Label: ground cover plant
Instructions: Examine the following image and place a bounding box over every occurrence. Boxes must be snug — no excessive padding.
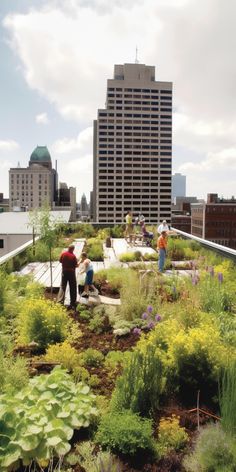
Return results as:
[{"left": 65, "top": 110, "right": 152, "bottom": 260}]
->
[
  {"left": 0, "top": 228, "right": 236, "bottom": 471},
  {"left": 0, "top": 367, "right": 97, "bottom": 471}
]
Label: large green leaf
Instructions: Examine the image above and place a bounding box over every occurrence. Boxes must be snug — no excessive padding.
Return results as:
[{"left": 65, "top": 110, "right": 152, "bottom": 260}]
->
[
  {"left": 0, "top": 444, "right": 21, "bottom": 467},
  {"left": 55, "top": 441, "right": 71, "bottom": 456},
  {"left": 47, "top": 436, "right": 62, "bottom": 447},
  {"left": 18, "top": 434, "right": 40, "bottom": 452}
]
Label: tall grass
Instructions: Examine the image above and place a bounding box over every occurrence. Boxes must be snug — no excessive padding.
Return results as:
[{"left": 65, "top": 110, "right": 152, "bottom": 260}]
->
[{"left": 219, "top": 360, "right": 236, "bottom": 436}]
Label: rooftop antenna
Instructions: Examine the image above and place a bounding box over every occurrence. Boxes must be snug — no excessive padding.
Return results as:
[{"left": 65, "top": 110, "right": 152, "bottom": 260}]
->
[{"left": 135, "top": 46, "right": 139, "bottom": 64}]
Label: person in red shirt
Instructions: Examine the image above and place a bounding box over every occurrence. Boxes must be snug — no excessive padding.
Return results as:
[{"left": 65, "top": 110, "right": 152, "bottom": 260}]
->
[
  {"left": 57, "top": 244, "right": 77, "bottom": 310},
  {"left": 157, "top": 231, "right": 168, "bottom": 272}
]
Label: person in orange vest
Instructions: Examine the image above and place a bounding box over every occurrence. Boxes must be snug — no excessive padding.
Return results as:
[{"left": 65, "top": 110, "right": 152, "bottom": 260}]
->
[{"left": 157, "top": 230, "right": 168, "bottom": 272}]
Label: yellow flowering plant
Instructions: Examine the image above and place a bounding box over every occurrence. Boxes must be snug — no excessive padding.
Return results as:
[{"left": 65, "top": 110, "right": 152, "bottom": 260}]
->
[
  {"left": 157, "top": 414, "right": 188, "bottom": 456},
  {"left": 17, "top": 298, "right": 69, "bottom": 350}
]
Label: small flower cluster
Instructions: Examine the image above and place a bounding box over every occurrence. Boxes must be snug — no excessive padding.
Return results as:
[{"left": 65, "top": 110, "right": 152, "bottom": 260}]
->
[
  {"left": 206, "top": 266, "right": 224, "bottom": 284},
  {"left": 133, "top": 305, "right": 162, "bottom": 336}
]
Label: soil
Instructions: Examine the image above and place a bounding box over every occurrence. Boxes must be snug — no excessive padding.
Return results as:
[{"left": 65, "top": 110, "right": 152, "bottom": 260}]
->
[
  {"left": 95, "top": 280, "right": 120, "bottom": 298},
  {"left": 73, "top": 319, "right": 139, "bottom": 354},
  {"left": 23, "top": 291, "right": 216, "bottom": 472}
]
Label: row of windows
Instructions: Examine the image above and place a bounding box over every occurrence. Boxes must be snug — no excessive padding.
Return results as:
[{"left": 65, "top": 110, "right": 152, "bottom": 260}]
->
[{"left": 108, "top": 88, "right": 172, "bottom": 94}]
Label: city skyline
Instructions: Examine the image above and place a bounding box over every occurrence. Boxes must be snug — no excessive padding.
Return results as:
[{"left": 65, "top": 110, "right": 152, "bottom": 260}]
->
[{"left": 1, "top": 0, "right": 236, "bottom": 202}]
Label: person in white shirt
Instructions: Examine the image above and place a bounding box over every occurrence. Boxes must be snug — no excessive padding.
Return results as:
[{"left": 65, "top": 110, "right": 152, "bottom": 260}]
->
[{"left": 157, "top": 220, "right": 169, "bottom": 234}]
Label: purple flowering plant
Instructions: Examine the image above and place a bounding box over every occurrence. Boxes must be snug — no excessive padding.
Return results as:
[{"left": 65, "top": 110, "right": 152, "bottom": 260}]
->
[{"left": 140, "top": 305, "right": 162, "bottom": 331}]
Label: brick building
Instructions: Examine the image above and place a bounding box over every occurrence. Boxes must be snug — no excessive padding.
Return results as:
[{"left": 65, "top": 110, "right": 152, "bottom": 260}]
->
[{"left": 191, "top": 193, "right": 236, "bottom": 248}]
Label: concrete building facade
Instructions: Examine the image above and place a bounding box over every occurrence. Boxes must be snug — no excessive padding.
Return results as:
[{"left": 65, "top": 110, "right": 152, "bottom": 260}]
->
[
  {"left": 9, "top": 146, "right": 57, "bottom": 211},
  {"left": 93, "top": 63, "right": 172, "bottom": 223},
  {"left": 56, "top": 183, "right": 77, "bottom": 221}
]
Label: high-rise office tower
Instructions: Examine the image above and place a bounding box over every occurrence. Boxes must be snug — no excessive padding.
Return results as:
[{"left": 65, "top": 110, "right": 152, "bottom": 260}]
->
[
  {"left": 172, "top": 172, "right": 186, "bottom": 201},
  {"left": 93, "top": 63, "right": 172, "bottom": 223}
]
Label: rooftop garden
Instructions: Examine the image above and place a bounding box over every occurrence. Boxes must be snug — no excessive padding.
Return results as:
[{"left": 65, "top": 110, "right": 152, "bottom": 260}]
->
[{"left": 0, "top": 223, "right": 236, "bottom": 471}]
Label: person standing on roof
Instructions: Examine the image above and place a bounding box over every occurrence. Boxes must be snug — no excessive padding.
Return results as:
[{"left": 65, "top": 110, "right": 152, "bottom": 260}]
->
[
  {"left": 157, "top": 220, "right": 169, "bottom": 234},
  {"left": 125, "top": 211, "right": 133, "bottom": 243},
  {"left": 57, "top": 244, "right": 77, "bottom": 310},
  {"left": 157, "top": 231, "right": 168, "bottom": 272}
]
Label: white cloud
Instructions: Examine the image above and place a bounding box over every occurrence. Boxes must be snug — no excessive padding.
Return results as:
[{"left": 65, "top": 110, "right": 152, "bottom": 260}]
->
[
  {"left": 35, "top": 112, "right": 50, "bottom": 124},
  {"left": 3, "top": 0, "right": 236, "bottom": 199},
  {"left": 179, "top": 148, "right": 236, "bottom": 173},
  {"left": 52, "top": 128, "right": 93, "bottom": 199},
  {"left": 52, "top": 127, "right": 93, "bottom": 154},
  {"left": 0, "top": 140, "right": 19, "bottom": 151}
]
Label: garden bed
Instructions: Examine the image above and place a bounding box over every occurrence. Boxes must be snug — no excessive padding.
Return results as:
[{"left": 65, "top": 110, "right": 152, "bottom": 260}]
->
[{"left": 0, "top": 227, "right": 236, "bottom": 472}]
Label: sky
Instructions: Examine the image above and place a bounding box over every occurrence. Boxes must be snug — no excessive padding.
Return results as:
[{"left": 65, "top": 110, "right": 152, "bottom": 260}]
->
[{"left": 1, "top": 0, "right": 236, "bottom": 202}]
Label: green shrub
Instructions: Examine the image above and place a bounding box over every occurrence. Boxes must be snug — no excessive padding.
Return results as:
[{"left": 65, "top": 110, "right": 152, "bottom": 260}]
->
[
  {"left": 110, "top": 225, "right": 124, "bottom": 238},
  {"left": 219, "top": 360, "right": 236, "bottom": 436},
  {"left": 88, "top": 312, "right": 110, "bottom": 334},
  {"left": 143, "top": 252, "right": 158, "bottom": 261},
  {"left": 0, "top": 367, "right": 97, "bottom": 471},
  {"left": 67, "top": 441, "right": 122, "bottom": 472},
  {"left": 0, "top": 351, "right": 29, "bottom": 394},
  {"left": 119, "top": 252, "right": 136, "bottom": 263},
  {"left": 111, "top": 344, "right": 163, "bottom": 416},
  {"left": 82, "top": 348, "right": 104, "bottom": 367},
  {"left": 0, "top": 271, "right": 7, "bottom": 314},
  {"left": 184, "top": 423, "right": 236, "bottom": 472},
  {"left": 17, "top": 299, "right": 69, "bottom": 350},
  {"left": 96, "top": 411, "right": 156, "bottom": 456},
  {"left": 198, "top": 273, "right": 233, "bottom": 314},
  {"left": 86, "top": 240, "right": 103, "bottom": 261},
  {"left": 119, "top": 271, "right": 156, "bottom": 322},
  {"left": 104, "top": 350, "right": 128, "bottom": 371},
  {"left": 137, "top": 318, "right": 230, "bottom": 405},
  {"left": 44, "top": 341, "right": 82, "bottom": 373}
]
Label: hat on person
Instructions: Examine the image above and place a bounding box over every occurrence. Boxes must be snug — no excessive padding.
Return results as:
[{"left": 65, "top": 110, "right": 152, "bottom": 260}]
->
[{"left": 163, "top": 220, "right": 167, "bottom": 224}]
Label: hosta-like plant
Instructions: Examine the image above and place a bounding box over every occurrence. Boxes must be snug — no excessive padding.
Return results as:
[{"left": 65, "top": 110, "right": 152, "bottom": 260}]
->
[{"left": 0, "top": 366, "right": 97, "bottom": 471}]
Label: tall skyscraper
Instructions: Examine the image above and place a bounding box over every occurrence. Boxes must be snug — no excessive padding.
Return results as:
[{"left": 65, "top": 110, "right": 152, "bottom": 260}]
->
[
  {"left": 93, "top": 63, "right": 172, "bottom": 223},
  {"left": 172, "top": 172, "right": 186, "bottom": 201}
]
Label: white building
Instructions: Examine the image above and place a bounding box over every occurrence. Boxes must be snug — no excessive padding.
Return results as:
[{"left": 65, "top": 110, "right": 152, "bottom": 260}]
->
[{"left": 0, "top": 211, "right": 71, "bottom": 257}]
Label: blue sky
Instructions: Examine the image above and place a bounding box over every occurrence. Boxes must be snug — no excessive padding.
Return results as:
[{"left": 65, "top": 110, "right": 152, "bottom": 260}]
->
[{"left": 1, "top": 0, "right": 236, "bottom": 202}]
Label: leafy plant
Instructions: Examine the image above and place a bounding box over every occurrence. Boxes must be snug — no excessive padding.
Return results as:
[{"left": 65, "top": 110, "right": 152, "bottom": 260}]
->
[
  {"left": 198, "top": 271, "right": 234, "bottom": 314},
  {"left": 157, "top": 415, "right": 188, "bottom": 456},
  {"left": 44, "top": 341, "right": 82, "bottom": 372},
  {"left": 119, "top": 252, "right": 136, "bottom": 263},
  {"left": 17, "top": 298, "right": 69, "bottom": 350},
  {"left": 111, "top": 344, "right": 163, "bottom": 416},
  {"left": 0, "top": 351, "right": 29, "bottom": 394},
  {"left": 219, "top": 360, "right": 236, "bottom": 436},
  {"left": 184, "top": 423, "right": 236, "bottom": 472},
  {"left": 89, "top": 312, "right": 110, "bottom": 334},
  {"left": 67, "top": 441, "right": 122, "bottom": 471},
  {"left": 86, "top": 238, "right": 104, "bottom": 261},
  {"left": 96, "top": 411, "right": 156, "bottom": 456},
  {"left": 82, "top": 348, "right": 105, "bottom": 368},
  {"left": 104, "top": 351, "right": 128, "bottom": 371},
  {"left": 0, "top": 367, "right": 97, "bottom": 471},
  {"left": 137, "top": 317, "right": 230, "bottom": 405}
]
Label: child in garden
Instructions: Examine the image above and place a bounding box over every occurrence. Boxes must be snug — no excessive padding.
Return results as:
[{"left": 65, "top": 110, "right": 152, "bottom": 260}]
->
[{"left": 77, "top": 252, "right": 98, "bottom": 298}]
